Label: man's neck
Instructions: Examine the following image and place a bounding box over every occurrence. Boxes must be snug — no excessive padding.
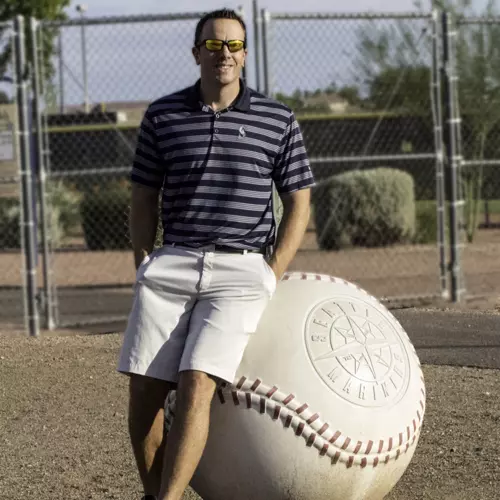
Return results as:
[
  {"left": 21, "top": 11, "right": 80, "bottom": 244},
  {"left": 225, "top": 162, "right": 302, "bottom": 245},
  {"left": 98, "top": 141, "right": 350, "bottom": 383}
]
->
[{"left": 200, "top": 79, "right": 241, "bottom": 112}]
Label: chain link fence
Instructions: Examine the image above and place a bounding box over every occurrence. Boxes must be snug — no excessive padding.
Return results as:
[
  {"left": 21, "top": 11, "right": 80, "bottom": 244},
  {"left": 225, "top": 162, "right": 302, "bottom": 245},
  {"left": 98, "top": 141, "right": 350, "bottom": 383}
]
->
[
  {"left": 35, "top": 13, "right": 214, "bottom": 328},
  {"left": 454, "top": 15, "right": 500, "bottom": 298},
  {"left": 263, "top": 11, "right": 447, "bottom": 301},
  {"left": 0, "top": 20, "right": 29, "bottom": 332},
  {"left": 5, "top": 7, "right": 500, "bottom": 335}
]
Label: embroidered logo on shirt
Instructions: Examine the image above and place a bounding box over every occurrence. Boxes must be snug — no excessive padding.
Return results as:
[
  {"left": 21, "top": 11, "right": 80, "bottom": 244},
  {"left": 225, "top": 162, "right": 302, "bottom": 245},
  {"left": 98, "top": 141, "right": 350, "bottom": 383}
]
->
[{"left": 238, "top": 126, "right": 246, "bottom": 138}]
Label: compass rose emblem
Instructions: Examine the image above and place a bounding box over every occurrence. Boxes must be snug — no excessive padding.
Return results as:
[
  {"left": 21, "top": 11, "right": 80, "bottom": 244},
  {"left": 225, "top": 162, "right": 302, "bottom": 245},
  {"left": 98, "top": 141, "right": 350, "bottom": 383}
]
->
[{"left": 305, "top": 298, "right": 410, "bottom": 408}]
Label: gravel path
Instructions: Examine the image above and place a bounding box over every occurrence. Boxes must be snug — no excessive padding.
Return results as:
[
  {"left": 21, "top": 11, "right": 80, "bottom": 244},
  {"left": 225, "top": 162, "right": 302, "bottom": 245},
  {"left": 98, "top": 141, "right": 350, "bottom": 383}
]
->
[{"left": 1, "top": 333, "right": 499, "bottom": 500}]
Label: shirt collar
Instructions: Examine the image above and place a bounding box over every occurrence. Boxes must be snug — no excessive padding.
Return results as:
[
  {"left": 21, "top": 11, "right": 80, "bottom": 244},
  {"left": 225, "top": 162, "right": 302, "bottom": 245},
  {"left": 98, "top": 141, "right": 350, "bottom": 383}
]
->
[{"left": 187, "top": 78, "right": 251, "bottom": 112}]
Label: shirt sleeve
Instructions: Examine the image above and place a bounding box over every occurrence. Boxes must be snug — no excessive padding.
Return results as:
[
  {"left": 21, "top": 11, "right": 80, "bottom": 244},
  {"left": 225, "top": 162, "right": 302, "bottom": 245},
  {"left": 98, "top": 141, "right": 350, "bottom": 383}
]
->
[
  {"left": 272, "top": 112, "right": 315, "bottom": 194},
  {"left": 130, "top": 106, "right": 165, "bottom": 189}
]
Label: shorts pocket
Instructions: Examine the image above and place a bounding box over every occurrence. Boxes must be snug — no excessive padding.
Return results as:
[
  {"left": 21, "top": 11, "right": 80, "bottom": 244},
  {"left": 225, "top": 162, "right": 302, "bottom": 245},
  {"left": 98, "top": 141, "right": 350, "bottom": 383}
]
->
[
  {"left": 135, "top": 250, "right": 156, "bottom": 281},
  {"left": 262, "top": 258, "right": 278, "bottom": 295}
]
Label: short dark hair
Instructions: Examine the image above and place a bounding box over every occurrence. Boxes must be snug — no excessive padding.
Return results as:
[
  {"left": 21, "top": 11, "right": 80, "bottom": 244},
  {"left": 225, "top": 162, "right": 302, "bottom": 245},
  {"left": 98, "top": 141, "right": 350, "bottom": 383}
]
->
[{"left": 194, "top": 8, "right": 247, "bottom": 46}]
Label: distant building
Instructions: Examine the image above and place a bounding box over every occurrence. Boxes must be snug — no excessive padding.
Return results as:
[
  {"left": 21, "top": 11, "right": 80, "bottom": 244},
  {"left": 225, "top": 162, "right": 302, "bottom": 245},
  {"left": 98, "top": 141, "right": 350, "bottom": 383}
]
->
[
  {"left": 62, "top": 100, "right": 150, "bottom": 126},
  {"left": 0, "top": 104, "right": 18, "bottom": 198},
  {"left": 302, "top": 93, "right": 350, "bottom": 114}
]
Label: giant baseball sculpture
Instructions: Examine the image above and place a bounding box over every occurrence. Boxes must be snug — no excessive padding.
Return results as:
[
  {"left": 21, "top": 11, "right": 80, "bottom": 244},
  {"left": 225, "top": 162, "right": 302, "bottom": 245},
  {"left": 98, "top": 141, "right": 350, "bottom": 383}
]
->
[{"left": 165, "top": 272, "right": 426, "bottom": 500}]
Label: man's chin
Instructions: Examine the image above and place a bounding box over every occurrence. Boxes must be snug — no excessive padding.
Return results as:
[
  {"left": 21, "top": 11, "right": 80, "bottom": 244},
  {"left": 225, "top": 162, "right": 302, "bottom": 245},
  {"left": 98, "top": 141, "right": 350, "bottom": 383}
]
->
[{"left": 213, "top": 74, "right": 239, "bottom": 85}]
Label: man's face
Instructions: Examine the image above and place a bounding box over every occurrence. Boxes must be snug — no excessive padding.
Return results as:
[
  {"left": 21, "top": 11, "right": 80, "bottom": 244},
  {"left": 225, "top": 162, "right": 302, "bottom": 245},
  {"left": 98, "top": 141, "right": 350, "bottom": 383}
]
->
[{"left": 193, "top": 18, "right": 247, "bottom": 86}]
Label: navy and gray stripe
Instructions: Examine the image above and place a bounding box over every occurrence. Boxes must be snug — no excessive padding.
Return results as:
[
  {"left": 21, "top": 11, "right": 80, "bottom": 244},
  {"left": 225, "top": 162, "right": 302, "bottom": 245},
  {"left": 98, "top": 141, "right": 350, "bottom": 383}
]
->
[{"left": 131, "top": 79, "right": 315, "bottom": 250}]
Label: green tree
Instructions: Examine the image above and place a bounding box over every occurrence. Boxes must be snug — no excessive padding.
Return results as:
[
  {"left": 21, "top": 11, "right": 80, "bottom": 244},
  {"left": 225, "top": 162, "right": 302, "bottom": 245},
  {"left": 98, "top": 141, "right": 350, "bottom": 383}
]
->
[
  {"left": 0, "top": 0, "right": 69, "bottom": 90},
  {"left": 275, "top": 89, "right": 305, "bottom": 113},
  {"left": 0, "top": 90, "right": 10, "bottom": 103},
  {"left": 355, "top": 12, "right": 432, "bottom": 114},
  {"left": 355, "top": 0, "right": 500, "bottom": 242},
  {"left": 450, "top": 0, "right": 500, "bottom": 242},
  {"left": 367, "top": 65, "right": 431, "bottom": 113},
  {"left": 337, "top": 85, "right": 363, "bottom": 108}
]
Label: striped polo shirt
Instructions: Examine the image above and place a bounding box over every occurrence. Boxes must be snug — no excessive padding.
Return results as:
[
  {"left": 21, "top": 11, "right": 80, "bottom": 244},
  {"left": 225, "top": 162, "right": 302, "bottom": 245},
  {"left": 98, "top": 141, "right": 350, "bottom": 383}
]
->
[{"left": 131, "top": 79, "right": 315, "bottom": 250}]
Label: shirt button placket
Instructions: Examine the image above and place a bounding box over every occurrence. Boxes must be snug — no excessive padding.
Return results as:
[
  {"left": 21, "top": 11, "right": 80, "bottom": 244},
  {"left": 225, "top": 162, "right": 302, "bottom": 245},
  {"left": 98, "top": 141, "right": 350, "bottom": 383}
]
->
[{"left": 214, "top": 112, "right": 220, "bottom": 134}]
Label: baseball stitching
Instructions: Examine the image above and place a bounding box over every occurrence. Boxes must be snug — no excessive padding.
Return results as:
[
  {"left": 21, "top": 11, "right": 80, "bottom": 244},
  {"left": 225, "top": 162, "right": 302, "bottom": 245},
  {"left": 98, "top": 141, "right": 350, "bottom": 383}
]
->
[{"left": 165, "top": 272, "right": 426, "bottom": 469}]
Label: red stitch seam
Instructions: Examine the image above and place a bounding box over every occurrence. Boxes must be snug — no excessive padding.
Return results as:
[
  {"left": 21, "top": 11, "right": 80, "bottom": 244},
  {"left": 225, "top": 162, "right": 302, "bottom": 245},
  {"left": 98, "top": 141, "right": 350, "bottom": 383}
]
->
[
  {"left": 318, "top": 423, "right": 329, "bottom": 435},
  {"left": 341, "top": 438, "right": 351, "bottom": 450},
  {"left": 273, "top": 405, "right": 281, "bottom": 420},
  {"left": 217, "top": 390, "right": 225, "bottom": 404},
  {"left": 365, "top": 441, "right": 373, "bottom": 454},
  {"left": 307, "top": 434, "right": 316, "bottom": 447},
  {"left": 259, "top": 397, "right": 266, "bottom": 414},
  {"left": 232, "top": 391, "right": 239, "bottom": 405},
  {"left": 307, "top": 413, "right": 319, "bottom": 425},
  {"left": 330, "top": 431, "right": 341, "bottom": 444},
  {"left": 296, "top": 403, "right": 308, "bottom": 414},
  {"left": 266, "top": 386, "right": 278, "bottom": 398},
  {"left": 169, "top": 376, "right": 425, "bottom": 468},
  {"left": 251, "top": 379, "right": 262, "bottom": 391}
]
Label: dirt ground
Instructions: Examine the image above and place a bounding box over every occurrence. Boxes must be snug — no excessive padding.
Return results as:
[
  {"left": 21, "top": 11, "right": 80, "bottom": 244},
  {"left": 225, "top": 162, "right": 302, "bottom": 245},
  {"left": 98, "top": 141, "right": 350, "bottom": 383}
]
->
[
  {"left": 0, "top": 332, "right": 499, "bottom": 500},
  {"left": 1, "top": 227, "right": 500, "bottom": 499}
]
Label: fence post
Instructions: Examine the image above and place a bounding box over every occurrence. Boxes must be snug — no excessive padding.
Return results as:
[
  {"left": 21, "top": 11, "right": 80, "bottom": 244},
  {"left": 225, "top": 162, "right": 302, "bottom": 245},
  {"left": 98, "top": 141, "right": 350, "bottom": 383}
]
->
[
  {"left": 30, "top": 17, "right": 55, "bottom": 330},
  {"left": 236, "top": 5, "right": 248, "bottom": 84},
  {"left": 13, "top": 15, "right": 40, "bottom": 337},
  {"left": 431, "top": 9, "right": 449, "bottom": 299},
  {"left": 252, "top": 0, "right": 261, "bottom": 92},
  {"left": 441, "top": 11, "right": 465, "bottom": 302},
  {"left": 261, "top": 8, "right": 271, "bottom": 97}
]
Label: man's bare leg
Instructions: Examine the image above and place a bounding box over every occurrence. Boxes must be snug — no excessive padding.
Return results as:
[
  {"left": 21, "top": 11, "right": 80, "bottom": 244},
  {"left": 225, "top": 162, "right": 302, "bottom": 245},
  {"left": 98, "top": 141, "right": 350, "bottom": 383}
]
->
[
  {"left": 128, "top": 374, "right": 174, "bottom": 497},
  {"left": 158, "top": 370, "right": 217, "bottom": 500}
]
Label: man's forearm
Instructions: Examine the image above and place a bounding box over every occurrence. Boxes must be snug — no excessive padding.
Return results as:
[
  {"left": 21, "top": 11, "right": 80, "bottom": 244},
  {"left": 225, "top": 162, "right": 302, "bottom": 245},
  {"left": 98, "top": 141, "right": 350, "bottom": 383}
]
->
[
  {"left": 267, "top": 189, "right": 311, "bottom": 280},
  {"left": 130, "top": 187, "right": 160, "bottom": 269}
]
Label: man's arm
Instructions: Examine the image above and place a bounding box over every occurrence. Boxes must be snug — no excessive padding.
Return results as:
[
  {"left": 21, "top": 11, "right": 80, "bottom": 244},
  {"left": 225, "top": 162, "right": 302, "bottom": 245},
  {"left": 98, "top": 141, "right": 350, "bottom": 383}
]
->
[
  {"left": 130, "top": 183, "right": 160, "bottom": 270},
  {"left": 267, "top": 188, "right": 311, "bottom": 280},
  {"left": 129, "top": 104, "right": 164, "bottom": 270}
]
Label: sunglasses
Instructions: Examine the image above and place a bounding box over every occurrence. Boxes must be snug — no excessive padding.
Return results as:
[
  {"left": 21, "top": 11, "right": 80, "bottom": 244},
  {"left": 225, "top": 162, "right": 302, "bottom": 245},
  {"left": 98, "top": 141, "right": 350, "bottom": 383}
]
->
[{"left": 197, "top": 39, "right": 246, "bottom": 53}]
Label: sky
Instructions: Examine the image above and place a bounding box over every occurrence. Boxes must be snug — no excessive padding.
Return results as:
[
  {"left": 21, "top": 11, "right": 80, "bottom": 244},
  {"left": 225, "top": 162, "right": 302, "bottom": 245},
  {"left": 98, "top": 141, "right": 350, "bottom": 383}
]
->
[
  {"left": 65, "top": 0, "right": 421, "bottom": 18},
  {"left": 52, "top": 0, "right": 435, "bottom": 108}
]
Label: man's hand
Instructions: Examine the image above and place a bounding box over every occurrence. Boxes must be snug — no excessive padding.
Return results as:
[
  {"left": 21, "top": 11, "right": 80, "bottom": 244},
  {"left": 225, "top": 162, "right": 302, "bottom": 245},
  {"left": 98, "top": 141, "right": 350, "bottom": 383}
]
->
[
  {"left": 130, "top": 183, "right": 161, "bottom": 270},
  {"left": 267, "top": 188, "right": 311, "bottom": 280}
]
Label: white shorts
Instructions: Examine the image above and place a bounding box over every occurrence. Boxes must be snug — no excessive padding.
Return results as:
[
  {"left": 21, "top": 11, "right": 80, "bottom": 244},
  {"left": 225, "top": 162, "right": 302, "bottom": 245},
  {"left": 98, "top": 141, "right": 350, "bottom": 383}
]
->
[{"left": 117, "top": 244, "right": 277, "bottom": 384}]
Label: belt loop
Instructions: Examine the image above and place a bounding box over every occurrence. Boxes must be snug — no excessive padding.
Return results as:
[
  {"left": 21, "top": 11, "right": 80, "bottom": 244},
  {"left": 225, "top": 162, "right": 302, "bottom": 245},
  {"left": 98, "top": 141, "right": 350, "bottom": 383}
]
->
[{"left": 242, "top": 249, "right": 248, "bottom": 255}]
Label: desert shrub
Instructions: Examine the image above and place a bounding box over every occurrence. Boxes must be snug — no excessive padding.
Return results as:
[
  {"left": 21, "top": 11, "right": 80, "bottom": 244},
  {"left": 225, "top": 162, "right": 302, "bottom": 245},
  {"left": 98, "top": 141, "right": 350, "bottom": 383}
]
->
[
  {"left": 0, "top": 196, "right": 66, "bottom": 250},
  {"left": 80, "top": 183, "right": 131, "bottom": 250},
  {"left": 79, "top": 178, "right": 164, "bottom": 251},
  {"left": 312, "top": 167, "right": 416, "bottom": 250},
  {"left": 413, "top": 201, "right": 449, "bottom": 244},
  {"left": 0, "top": 198, "right": 21, "bottom": 249},
  {"left": 46, "top": 180, "right": 82, "bottom": 234}
]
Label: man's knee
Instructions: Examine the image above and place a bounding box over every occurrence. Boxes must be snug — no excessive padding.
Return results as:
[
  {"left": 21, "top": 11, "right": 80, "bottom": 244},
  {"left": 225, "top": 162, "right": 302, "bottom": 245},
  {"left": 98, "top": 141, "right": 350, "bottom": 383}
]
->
[
  {"left": 129, "top": 374, "right": 174, "bottom": 413},
  {"left": 176, "top": 370, "right": 218, "bottom": 409}
]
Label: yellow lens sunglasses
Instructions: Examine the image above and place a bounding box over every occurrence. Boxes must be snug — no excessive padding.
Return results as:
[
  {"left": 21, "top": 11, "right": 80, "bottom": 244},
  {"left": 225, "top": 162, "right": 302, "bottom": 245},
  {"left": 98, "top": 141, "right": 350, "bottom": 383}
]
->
[{"left": 197, "top": 39, "right": 246, "bottom": 53}]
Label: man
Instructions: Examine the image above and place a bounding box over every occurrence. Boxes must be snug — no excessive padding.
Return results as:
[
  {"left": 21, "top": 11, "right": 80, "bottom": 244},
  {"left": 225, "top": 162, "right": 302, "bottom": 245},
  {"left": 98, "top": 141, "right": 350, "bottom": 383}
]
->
[{"left": 117, "top": 8, "right": 314, "bottom": 500}]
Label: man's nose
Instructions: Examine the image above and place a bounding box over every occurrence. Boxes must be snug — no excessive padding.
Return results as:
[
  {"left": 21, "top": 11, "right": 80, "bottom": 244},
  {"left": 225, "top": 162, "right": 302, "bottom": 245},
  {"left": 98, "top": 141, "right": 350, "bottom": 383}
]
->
[{"left": 221, "top": 43, "right": 231, "bottom": 56}]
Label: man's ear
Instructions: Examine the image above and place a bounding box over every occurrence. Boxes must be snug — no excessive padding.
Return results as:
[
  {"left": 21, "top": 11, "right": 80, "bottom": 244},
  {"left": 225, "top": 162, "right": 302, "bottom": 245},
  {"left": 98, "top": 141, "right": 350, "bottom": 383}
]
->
[{"left": 192, "top": 46, "right": 201, "bottom": 66}]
